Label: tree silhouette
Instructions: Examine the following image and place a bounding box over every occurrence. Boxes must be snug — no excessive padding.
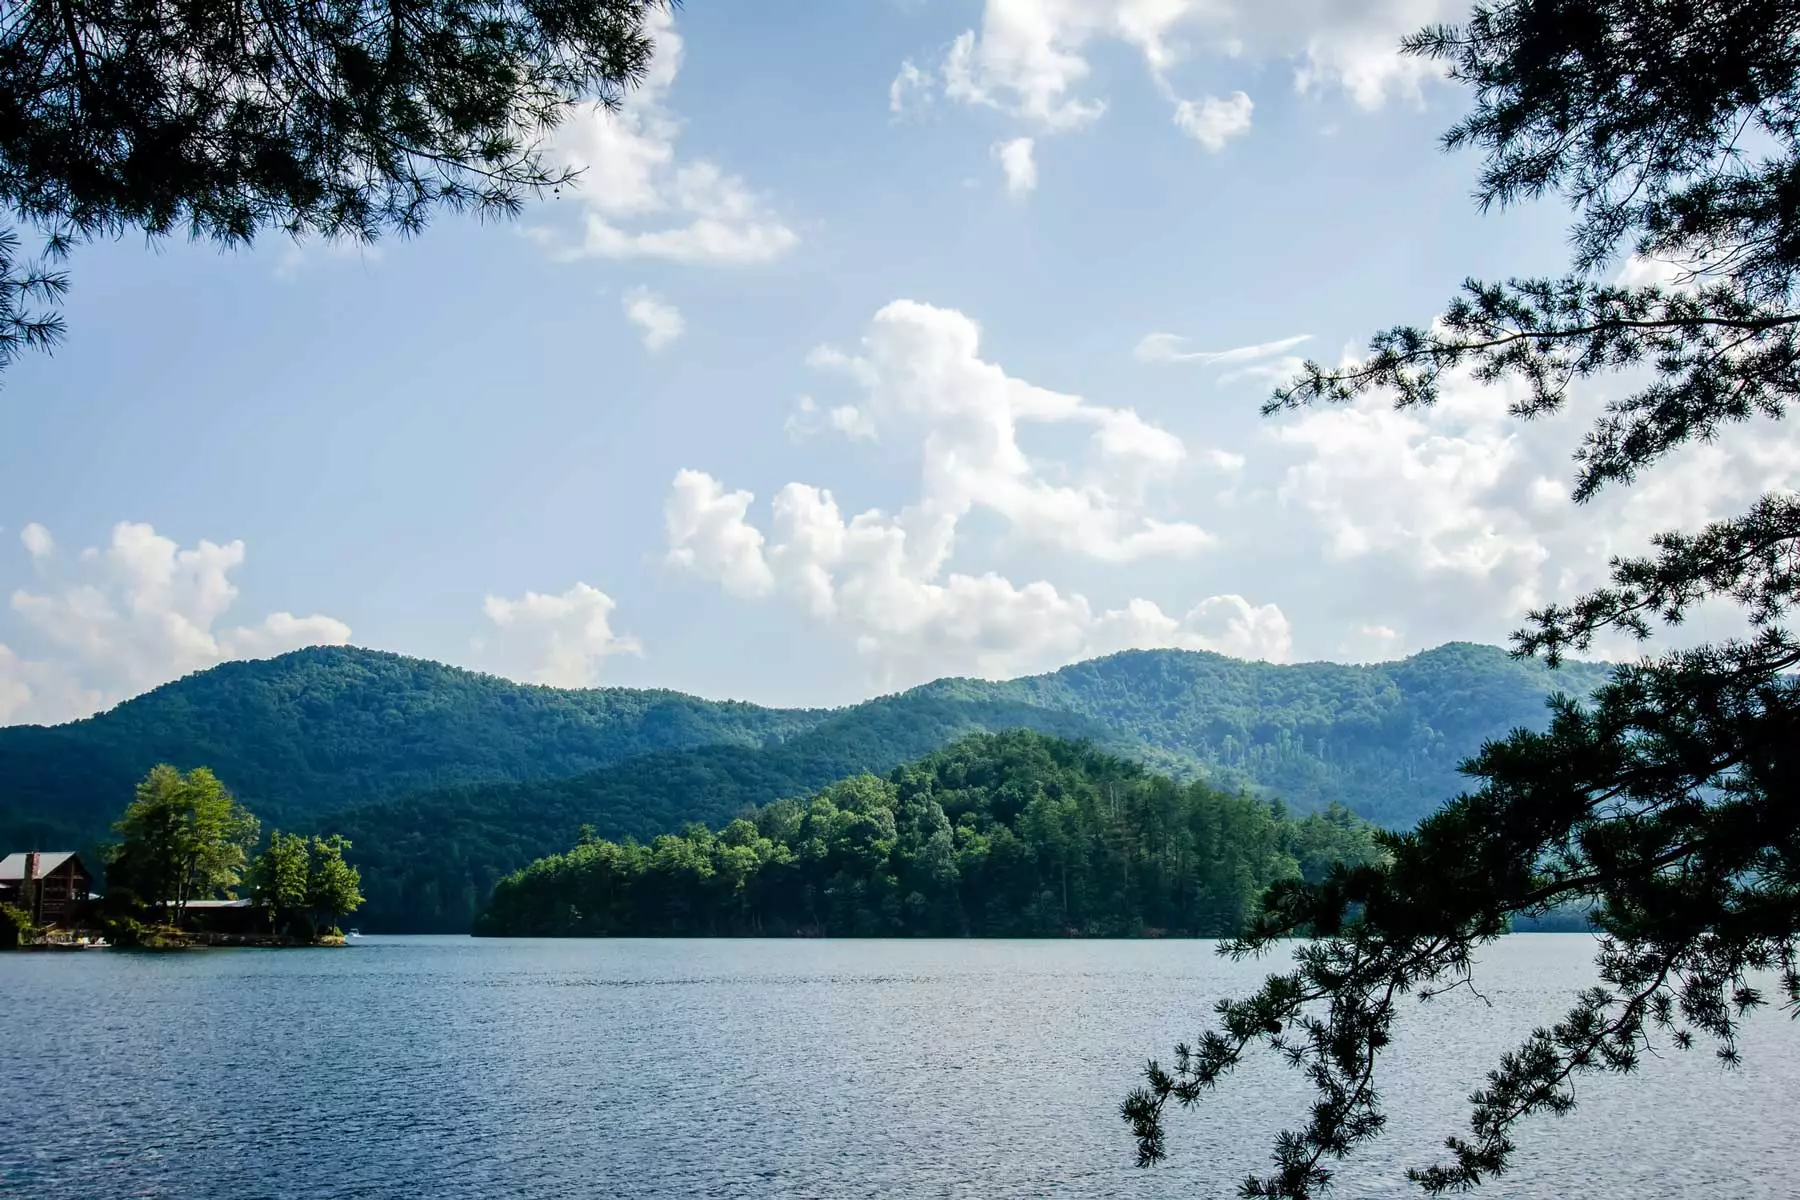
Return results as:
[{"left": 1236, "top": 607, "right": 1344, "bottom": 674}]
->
[
  {"left": 1126, "top": 3, "right": 1800, "bottom": 1195},
  {"left": 0, "top": 0, "right": 670, "bottom": 370}
]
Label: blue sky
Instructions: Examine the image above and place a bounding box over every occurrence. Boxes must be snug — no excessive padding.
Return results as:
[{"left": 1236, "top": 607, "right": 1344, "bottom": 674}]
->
[{"left": 2, "top": 0, "right": 1791, "bottom": 724}]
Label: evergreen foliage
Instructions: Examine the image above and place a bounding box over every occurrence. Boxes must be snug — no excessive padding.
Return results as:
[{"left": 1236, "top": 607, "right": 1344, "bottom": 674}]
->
[
  {"left": 1126, "top": 4, "right": 1800, "bottom": 1195},
  {"left": 474, "top": 731, "right": 1383, "bottom": 938},
  {"left": 0, "top": 643, "right": 1608, "bottom": 932},
  {"left": 0, "top": 645, "right": 825, "bottom": 853},
  {"left": 0, "top": 0, "right": 667, "bottom": 372}
]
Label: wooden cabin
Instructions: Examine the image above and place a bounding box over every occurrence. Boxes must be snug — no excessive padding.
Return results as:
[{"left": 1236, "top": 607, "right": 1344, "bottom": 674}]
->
[{"left": 0, "top": 851, "right": 95, "bottom": 925}]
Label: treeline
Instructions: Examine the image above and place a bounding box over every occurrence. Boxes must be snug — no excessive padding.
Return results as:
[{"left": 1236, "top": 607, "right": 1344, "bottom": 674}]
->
[
  {"left": 475, "top": 731, "right": 1383, "bottom": 938},
  {"left": 334, "top": 695, "right": 1110, "bottom": 931},
  {"left": 1, "top": 643, "right": 1607, "bottom": 932}
]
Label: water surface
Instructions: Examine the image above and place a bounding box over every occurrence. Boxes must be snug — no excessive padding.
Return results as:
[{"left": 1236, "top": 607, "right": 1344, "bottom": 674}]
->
[{"left": 2, "top": 936, "right": 1793, "bottom": 1198}]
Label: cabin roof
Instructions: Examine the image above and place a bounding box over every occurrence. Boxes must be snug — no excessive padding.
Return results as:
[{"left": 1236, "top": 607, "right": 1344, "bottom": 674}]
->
[{"left": 0, "top": 851, "right": 83, "bottom": 881}]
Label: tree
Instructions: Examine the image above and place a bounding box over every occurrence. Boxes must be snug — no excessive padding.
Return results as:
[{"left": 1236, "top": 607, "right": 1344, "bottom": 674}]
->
[
  {"left": 1125, "top": 3, "right": 1800, "bottom": 1196},
  {"left": 0, "top": 0, "right": 668, "bottom": 372},
  {"left": 247, "top": 830, "right": 311, "bottom": 934},
  {"left": 110, "top": 764, "right": 260, "bottom": 926},
  {"left": 304, "top": 834, "right": 365, "bottom": 936}
]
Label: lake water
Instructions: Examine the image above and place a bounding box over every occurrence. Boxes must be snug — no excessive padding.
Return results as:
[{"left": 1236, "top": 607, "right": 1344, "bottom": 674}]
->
[{"left": 2, "top": 936, "right": 1794, "bottom": 1199}]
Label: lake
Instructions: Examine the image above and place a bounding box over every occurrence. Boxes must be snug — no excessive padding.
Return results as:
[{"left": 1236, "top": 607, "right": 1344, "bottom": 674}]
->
[{"left": 2, "top": 936, "right": 1794, "bottom": 1198}]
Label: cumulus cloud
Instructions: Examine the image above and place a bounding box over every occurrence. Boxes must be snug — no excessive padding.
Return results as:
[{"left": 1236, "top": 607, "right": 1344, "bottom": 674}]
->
[
  {"left": 666, "top": 299, "right": 1284, "bottom": 685},
  {"left": 19, "top": 523, "right": 53, "bottom": 559},
  {"left": 2, "top": 522, "right": 351, "bottom": 725},
  {"left": 1260, "top": 362, "right": 1800, "bottom": 655},
  {"left": 622, "top": 287, "right": 685, "bottom": 351},
  {"left": 993, "top": 136, "right": 1038, "bottom": 195},
  {"left": 667, "top": 468, "right": 1288, "bottom": 684},
  {"left": 667, "top": 470, "right": 777, "bottom": 598},
  {"left": 802, "top": 300, "right": 1208, "bottom": 560},
  {"left": 1173, "top": 91, "right": 1253, "bottom": 151},
  {"left": 480, "top": 583, "right": 642, "bottom": 687},
  {"left": 914, "top": 1, "right": 1458, "bottom": 156},
  {"left": 532, "top": 8, "right": 797, "bottom": 265}
]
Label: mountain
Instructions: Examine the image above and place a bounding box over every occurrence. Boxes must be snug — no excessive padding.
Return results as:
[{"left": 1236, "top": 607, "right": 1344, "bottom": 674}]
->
[
  {"left": 0, "top": 642, "right": 1613, "bottom": 931},
  {"left": 474, "top": 730, "right": 1386, "bottom": 939},
  {"left": 0, "top": 647, "right": 825, "bottom": 849},
  {"left": 924, "top": 640, "right": 1616, "bottom": 826}
]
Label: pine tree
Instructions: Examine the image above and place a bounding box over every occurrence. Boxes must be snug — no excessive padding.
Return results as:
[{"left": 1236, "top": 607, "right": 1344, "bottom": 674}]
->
[
  {"left": 0, "top": 0, "right": 667, "bottom": 371},
  {"left": 1125, "top": 3, "right": 1800, "bottom": 1195}
]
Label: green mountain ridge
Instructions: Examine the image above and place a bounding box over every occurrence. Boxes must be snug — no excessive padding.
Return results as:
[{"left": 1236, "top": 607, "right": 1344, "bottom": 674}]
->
[{"left": 0, "top": 641, "right": 1614, "bottom": 931}]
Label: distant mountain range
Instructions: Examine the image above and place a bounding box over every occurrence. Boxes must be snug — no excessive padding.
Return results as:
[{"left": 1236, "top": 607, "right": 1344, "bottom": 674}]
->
[{"left": 0, "top": 642, "right": 1614, "bottom": 931}]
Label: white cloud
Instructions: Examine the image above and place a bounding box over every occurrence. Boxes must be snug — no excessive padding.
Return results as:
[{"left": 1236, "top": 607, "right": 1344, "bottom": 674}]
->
[
  {"left": 993, "top": 136, "right": 1039, "bottom": 195},
  {"left": 666, "top": 299, "right": 1279, "bottom": 686},
  {"left": 1135, "top": 331, "right": 1311, "bottom": 365},
  {"left": 667, "top": 469, "right": 777, "bottom": 598},
  {"left": 1173, "top": 91, "right": 1253, "bottom": 151},
  {"left": 890, "top": 58, "right": 935, "bottom": 117},
  {"left": 480, "top": 583, "right": 642, "bottom": 687},
  {"left": 913, "top": 1, "right": 1457, "bottom": 166},
  {"left": 533, "top": 8, "right": 797, "bottom": 265},
  {"left": 219, "top": 612, "right": 355, "bottom": 659},
  {"left": 1338, "top": 624, "right": 1403, "bottom": 662},
  {"left": 0, "top": 645, "right": 35, "bottom": 724},
  {"left": 787, "top": 396, "right": 877, "bottom": 441},
  {"left": 2, "top": 522, "right": 351, "bottom": 725},
  {"left": 1262, "top": 363, "right": 1800, "bottom": 650},
  {"left": 802, "top": 300, "right": 1208, "bottom": 560},
  {"left": 19, "top": 523, "right": 53, "bottom": 559},
  {"left": 667, "top": 470, "right": 1287, "bottom": 684},
  {"left": 622, "top": 287, "right": 685, "bottom": 351}
]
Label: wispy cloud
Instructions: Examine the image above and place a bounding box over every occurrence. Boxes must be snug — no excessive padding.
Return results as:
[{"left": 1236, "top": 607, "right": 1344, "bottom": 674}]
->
[
  {"left": 622, "top": 287, "right": 685, "bottom": 351},
  {"left": 1134, "top": 331, "right": 1311, "bottom": 365}
]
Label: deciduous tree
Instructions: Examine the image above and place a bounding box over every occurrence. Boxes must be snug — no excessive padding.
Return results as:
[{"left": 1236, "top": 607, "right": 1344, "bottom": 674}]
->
[
  {"left": 110, "top": 764, "right": 259, "bottom": 926},
  {"left": 304, "top": 834, "right": 365, "bottom": 936},
  {"left": 248, "top": 830, "right": 311, "bottom": 934}
]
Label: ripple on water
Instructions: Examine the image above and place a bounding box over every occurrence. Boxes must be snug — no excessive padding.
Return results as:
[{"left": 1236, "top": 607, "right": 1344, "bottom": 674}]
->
[{"left": 1, "top": 935, "right": 1794, "bottom": 1199}]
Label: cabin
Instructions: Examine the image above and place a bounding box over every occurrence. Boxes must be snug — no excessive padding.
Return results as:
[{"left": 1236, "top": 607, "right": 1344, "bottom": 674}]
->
[{"left": 0, "top": 851, "right": 95, "bottom": 925}]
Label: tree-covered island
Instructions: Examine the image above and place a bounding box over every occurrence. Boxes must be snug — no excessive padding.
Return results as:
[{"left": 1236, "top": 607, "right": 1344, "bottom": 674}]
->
[
  {"left": 86, "top": 765, "right": 365, "bottom": 948},
  {"left": 475, "top": 731, "right": 1383, "bottom": 938}
]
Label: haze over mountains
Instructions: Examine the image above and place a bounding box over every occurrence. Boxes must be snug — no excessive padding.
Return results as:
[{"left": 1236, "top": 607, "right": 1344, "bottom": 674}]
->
[{"left": 0, "top": 642, "right": 1612, "bottom": 930}]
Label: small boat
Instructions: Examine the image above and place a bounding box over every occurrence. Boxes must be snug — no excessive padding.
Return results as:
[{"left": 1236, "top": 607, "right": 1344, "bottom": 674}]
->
[{"left": 346, "top": 929, "right": 363, "bottom": 939}]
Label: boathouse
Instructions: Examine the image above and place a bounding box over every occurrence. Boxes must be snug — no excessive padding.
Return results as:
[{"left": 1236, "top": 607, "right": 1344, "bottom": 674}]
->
[{"left": 169, "top": 898, "right": 267, "bottom": 935}]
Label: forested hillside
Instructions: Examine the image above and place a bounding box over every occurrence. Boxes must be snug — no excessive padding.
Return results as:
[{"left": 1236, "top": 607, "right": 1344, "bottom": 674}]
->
[
  {"left": 925, "top": 642, "right": 1614, "bottom": 827},
  {"left": 0, "top": 641, "right": 1612, "bottom": 931},
  {"left": 0, "top": 647, "right": 825, "bottom": 850},
  {"left": 332, "top": 695, "right": 1114, "bottom": 930},
  {"left": 476, "top": 731, "right": 1383, "bottom": 938}
]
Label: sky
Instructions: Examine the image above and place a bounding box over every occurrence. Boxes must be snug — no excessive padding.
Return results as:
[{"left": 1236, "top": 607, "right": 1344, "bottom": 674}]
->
[{"left": 2, "top": 0, "right": 1794, "bottom": 725}]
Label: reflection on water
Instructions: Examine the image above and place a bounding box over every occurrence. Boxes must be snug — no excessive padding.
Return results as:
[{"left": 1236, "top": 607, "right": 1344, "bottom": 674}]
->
[{"left": 1, "top": 936, "right": 1793, "bottom": 1198}]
